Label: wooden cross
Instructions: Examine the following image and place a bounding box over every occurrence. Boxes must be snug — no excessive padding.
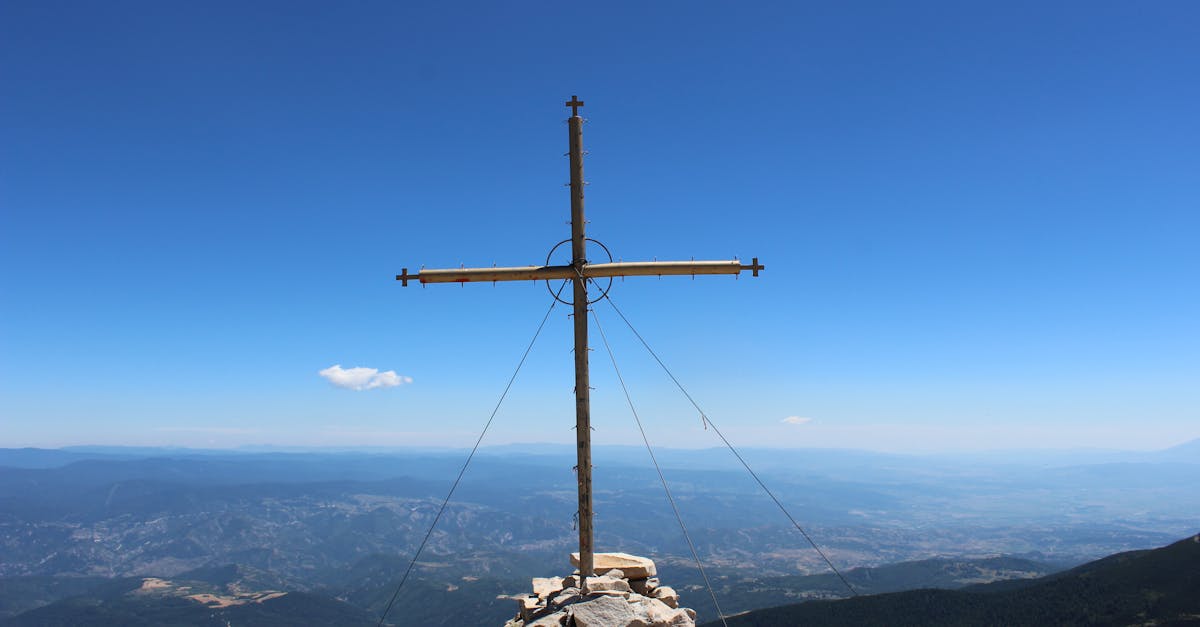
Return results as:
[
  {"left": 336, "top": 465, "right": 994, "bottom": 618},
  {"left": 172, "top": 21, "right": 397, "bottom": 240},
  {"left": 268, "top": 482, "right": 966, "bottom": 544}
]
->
[{"left": 397, "top": 97, "right": 763, "bottom": 581}]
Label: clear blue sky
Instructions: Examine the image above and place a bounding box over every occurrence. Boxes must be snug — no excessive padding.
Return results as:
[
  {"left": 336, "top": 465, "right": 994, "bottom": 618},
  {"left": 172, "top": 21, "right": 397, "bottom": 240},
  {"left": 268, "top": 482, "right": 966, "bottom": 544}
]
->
[{"left": 2, "top": 1, "right": 1196, "bottom": 451}]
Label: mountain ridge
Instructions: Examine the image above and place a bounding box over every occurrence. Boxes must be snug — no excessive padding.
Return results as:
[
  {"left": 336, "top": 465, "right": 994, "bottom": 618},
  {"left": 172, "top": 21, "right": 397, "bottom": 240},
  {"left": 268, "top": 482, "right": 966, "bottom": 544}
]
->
[{"left": 705, "top": 532, "right": 1200, "bottom": 626}]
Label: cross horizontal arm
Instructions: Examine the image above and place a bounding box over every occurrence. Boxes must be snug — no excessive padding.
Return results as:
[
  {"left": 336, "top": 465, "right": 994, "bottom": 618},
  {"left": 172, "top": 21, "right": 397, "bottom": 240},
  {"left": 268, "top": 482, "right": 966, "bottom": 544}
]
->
[{"left": 396, "top": 259, "right": 763, "bottom": 286}]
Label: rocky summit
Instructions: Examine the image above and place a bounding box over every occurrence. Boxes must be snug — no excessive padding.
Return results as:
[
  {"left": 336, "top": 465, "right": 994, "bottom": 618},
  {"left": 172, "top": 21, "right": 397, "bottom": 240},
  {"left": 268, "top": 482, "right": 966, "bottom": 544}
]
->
[{"left": 503, "top": 553, "right": 695, "bottom": 627}]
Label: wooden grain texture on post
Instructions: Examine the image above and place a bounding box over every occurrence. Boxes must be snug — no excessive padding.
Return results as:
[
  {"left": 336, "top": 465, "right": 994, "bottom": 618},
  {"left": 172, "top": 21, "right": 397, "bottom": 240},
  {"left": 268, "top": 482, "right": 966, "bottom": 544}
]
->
[{"left": 567, "top": 101, "right": 595, "bottom": 581}]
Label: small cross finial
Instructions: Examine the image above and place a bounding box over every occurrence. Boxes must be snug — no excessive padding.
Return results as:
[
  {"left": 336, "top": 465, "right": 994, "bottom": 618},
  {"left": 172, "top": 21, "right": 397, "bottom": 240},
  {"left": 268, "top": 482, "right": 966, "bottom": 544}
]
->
[
  {"left": 396, "top": 268, "right": 416, "bottom": 286},
  {"left": 566, "top": 95, "right": 584, "bottom": 116},
  {"left": 743, "top": 257, "right": 765, "bottom": 277}
]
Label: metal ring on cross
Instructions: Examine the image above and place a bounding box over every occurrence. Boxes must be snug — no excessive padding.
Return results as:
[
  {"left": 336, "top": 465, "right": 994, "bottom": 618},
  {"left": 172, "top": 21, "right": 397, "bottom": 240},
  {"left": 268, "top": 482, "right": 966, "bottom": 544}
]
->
[{"left": 544, "top": 238, "right": 614, "bottom": 306}]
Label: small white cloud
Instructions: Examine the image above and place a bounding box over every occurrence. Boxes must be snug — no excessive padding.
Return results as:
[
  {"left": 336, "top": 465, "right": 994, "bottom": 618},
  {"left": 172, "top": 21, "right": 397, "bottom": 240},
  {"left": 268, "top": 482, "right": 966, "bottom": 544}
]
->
[
  {"left": 782, "top": 416, "right": 813, "bottom": 425},
  {"left": 319, "top": 364, "right": 412, "bottom": 391}
]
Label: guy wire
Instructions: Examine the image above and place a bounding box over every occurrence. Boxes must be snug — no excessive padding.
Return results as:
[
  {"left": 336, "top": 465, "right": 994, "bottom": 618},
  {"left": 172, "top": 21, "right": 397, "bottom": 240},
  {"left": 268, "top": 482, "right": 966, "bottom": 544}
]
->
[
  {"left": 592, "top": 305, "right": 730, "bottom": 627},
  {"left": 594, "top": 286, "right": 859, "bottom": 598},
  {"left": 377, "top": 279, "right": 570, "bottom": 626}
]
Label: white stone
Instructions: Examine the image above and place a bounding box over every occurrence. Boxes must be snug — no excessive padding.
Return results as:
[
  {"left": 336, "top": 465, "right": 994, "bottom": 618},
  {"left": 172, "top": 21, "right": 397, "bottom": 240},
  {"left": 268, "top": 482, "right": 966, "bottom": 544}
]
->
[
  {"left": 652, "top": 585, "right": 679, "bottom": 609},
  {"left": 569, "top": 595, "right": 647, "bottom": 627},
  {"left": 584, "top": 575, "right": 632, "bottom": 594},
  {"left": 570, "top": 552, "right": 657, "bottom": 579},
  {"left": 632, "top": 596, "right": 694, "bottom": 627},
  {"left": 532, "top": 577, "right": 563, "bottom": 599}
]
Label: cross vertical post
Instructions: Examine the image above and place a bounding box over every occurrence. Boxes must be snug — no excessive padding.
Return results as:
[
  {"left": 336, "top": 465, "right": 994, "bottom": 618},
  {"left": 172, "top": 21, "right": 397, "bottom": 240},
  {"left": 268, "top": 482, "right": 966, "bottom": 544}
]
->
[{"left": 566, "top": 96, "right": 595, "bottom": 580}]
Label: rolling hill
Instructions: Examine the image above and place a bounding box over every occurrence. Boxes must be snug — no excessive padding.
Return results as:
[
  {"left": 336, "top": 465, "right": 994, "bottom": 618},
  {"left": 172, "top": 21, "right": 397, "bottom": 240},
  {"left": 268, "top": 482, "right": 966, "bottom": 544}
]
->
[
  {"left": 707, "top": 532, "right": 1200, "bottom": 626},
  {"left": 0, "top": 569, "right": 378, "bottom": 627}
]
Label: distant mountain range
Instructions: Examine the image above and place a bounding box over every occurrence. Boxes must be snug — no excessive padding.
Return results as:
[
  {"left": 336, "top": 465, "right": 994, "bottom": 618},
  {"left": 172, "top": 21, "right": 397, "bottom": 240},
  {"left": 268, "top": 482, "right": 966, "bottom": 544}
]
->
[
  {"left": 3, "top": 437, "right": 1198, "bottom": 470},
  {"left": 1, "top": 445, "right": 1196, "bottom": 624},
  {"left": 706, "top": 533, "right": 1200, "bottom": 626}
]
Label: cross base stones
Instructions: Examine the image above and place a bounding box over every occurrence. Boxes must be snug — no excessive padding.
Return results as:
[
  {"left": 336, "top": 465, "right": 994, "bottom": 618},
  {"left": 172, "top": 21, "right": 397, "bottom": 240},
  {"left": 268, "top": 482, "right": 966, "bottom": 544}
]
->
[{"left": 504, "top": 554, "right": 696, "bottom": 627}]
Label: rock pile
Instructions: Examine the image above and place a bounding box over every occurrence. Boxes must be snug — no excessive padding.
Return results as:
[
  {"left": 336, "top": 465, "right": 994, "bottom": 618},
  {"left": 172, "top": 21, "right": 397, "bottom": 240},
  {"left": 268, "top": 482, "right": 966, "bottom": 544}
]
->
[{"left": 502, "top": 552, "right": 695, "bottom": 627}]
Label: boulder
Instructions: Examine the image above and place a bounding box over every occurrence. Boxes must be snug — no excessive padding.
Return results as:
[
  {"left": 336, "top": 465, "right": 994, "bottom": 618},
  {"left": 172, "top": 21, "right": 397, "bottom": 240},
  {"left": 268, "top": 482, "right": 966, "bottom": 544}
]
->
[
  {"left": 603, "top": 568, "right": 626, "bottom": 579},
  {"left": 519, "top": 595, "right": 541, "bottom": 621},
  {"left": 525, "top": 610, "right": 567, "bottom": 626},
  {"left": 652, "top": 586, "right": 679, "bottom": 609},
  {"left": 631, "top": 596, "right": 693, "bottom": 627},
  {"left": 532, "top": 577, "right": 562, "bottom": 599},
  {"left": 550, "top": 587, "right": 581, "bottom": 608},
  {"left": 584, "top": 575, "right": 631, "bottom": 594},
  {"left": 570, "top": 552, "right": 657, "bottom": 579},
  {"left": 569, "top": 595, "right": 647, "bottom": 627}
]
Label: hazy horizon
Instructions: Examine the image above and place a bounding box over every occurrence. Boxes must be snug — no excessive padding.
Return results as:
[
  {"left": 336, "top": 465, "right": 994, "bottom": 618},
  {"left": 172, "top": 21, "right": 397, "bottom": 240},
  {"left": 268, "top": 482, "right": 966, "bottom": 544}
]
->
[{"left": 6, "top": 434, "right": 1197, "bottom": 457}]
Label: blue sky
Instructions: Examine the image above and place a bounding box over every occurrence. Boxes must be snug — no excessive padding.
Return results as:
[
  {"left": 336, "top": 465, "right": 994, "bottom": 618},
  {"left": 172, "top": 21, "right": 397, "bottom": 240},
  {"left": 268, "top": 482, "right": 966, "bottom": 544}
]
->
[{"left": 1, "top": 1, "right": 1196, "bottom": 451}]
